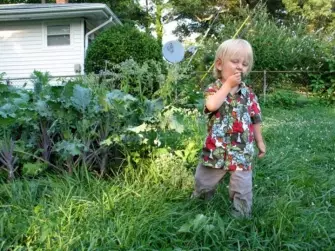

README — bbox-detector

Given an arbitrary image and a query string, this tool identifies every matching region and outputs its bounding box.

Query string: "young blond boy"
[193,39,266,217]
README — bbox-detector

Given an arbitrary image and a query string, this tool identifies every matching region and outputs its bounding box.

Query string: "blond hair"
[213,39,254,79]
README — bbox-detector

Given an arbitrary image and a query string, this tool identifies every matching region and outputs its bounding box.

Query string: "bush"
[262,90,305,109]
[85,24,163,74]
[101,59,166,99]
[189,4,331,91]
[195,4,327,72]
[309,56,335,104]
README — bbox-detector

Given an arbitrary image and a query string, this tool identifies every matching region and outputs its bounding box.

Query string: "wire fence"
[247,70,314,102]
[2,75,82,90]
[194,70,320,102]
[2,70,323,103]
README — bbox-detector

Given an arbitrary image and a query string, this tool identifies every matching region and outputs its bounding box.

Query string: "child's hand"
[226,72,242,89]
[256,141,266,158]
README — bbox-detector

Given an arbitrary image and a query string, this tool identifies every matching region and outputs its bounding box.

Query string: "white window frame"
[43,21,73,49]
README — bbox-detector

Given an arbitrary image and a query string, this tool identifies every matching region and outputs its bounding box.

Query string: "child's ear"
[215,58,223,71]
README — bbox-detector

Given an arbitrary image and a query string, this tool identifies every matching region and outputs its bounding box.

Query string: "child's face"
[216,53,249,81]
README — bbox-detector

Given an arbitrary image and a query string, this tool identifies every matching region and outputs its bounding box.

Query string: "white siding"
[0,19,84,81]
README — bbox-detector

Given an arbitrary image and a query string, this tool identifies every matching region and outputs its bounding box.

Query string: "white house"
[0,0,121,87]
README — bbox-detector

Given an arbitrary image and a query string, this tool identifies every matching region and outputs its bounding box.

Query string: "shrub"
[261,90,301,109]
[101,59,166,99]
[85,24,163,74]
[309,56,335,105]
[189,4,331,91]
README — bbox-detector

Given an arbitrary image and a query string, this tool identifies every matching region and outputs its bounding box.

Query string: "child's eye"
[243,63,249,67]
[231,59,239,63]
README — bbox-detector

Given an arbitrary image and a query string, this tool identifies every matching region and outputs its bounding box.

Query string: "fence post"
[263,70,267,104]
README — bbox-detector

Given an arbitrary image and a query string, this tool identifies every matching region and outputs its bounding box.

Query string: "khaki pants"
[193,164,253,216]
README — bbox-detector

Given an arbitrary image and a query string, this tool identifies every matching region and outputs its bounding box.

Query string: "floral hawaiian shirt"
[201,79,262,171]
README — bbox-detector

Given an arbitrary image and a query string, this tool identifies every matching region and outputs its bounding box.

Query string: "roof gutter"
[84,15,122,72]
[85,17,113,54]
[103,5,122,25]
[0,4,123,23]
[84,5,122,54]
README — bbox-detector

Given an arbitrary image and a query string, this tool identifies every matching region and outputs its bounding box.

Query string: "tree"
[85,24,162,73]
[282,0,335,32]
[167,0,286,39]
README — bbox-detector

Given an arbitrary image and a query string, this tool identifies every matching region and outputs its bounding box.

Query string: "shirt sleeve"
[203,82,219,114]
[248,88,262,124]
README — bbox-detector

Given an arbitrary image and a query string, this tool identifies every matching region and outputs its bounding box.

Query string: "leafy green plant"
[0,70,196,179]
[30,70,51,98]
[262,90,300,109]
[190,3,332,91]
[309,57,335,104]
[22,162,47,177]
[174,140,199,167]
[154,63,201,106]
[178,214,215,234]
[85,24,163,74]
[0,134,18,181]
[2,104,335,250]
[102,59,166,99]
[0,72,6,84]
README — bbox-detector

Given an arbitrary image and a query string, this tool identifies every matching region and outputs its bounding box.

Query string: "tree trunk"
[8,167,15,182]
[145,0,150,34]
[100,149,108,177]
[155,1,163,45]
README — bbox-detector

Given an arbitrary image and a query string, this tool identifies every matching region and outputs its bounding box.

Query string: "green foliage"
[22,162,47,177]
[0,72,189,178]
[169,0,282,38]
[0,72,5,83]
[198,4,328,72]
[190,4,333,97]
[0,134,17,181]
[154,63,203,107]
[261,90,301,109]
[282,0,334,32]
[309,56,335,104]
[1,105,335,250]
[174,141,199,167]
[102,59,166,99]
[30,70,51,98]
[85,24,163,74]
[70,85,92,112]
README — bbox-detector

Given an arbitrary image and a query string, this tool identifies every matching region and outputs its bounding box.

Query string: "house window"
[47,25,70,46]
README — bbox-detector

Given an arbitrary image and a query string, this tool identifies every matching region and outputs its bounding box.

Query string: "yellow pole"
[199,15,250,83]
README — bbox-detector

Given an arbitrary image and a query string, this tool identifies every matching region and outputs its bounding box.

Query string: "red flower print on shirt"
[232,121,244,133]
[229,164,237,171]
[251,102,260,114]
[205,136,216,150]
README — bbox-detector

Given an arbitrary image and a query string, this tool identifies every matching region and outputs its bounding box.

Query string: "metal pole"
[263,70,267,104]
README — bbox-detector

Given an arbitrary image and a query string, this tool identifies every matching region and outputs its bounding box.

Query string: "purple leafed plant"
[0,137,18,181]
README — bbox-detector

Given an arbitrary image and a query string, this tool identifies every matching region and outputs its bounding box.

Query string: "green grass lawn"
[1,105,335,250]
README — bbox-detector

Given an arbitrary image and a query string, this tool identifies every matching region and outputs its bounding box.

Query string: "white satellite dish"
[162,40,185,63]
